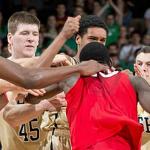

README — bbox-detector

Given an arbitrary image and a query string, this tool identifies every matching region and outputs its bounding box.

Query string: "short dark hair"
[76,15,108,37]
[79,42,112,67]
[134,46,150,58]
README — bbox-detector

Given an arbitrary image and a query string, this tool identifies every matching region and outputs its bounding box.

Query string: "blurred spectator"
[1,44,10,58]
[142,34,150,46]
[35,23,46,56]
[108,43,120,68]
[118,25,129,48]
[117,0,133,27]
[105,13,120,46]
[75,0,84,7]
[93,0,102,16]
[27,6,38,16]
[55,3,68,32]
[93,0,109,20]
[94,0,123,24]
[119,30,143,71]
[73,5,86,17]
[144,8,150,34]
[45,15,58,39]
[129,18,145,36]
[0,11,7,40]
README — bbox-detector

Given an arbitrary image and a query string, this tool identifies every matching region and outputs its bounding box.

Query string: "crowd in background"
[0,0,150,71]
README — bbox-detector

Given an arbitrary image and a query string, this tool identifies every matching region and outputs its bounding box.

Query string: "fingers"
[74,15,81,20]
[27,89,46,96]
[134,64,143,77]
[52,54,72,66]
[61,15,81,39]
[48,92,67,107]
[67,16,80,32]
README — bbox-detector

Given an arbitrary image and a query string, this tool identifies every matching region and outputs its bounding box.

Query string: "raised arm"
[35,15,81,67]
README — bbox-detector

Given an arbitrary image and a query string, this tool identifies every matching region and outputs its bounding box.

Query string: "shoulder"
[59,74,80,93]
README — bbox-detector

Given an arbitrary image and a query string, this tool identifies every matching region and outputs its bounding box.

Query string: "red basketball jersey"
[66,72,143,150]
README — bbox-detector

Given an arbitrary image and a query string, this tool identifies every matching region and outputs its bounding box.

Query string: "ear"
[75,35,81,45]
[7,33,13,53]
[7,33,13,45]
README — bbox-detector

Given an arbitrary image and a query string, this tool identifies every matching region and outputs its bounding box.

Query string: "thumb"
[75,15,81,20]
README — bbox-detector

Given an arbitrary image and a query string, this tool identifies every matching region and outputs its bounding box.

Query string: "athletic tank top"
[66,72,143,150]
[0,91,48,150]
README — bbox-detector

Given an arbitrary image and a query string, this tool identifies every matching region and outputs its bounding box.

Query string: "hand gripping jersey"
[66,72,143,150]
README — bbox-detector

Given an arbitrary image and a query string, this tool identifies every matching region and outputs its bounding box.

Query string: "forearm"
[35,15,80,68]
[0,56,81,89]
[26,85,63,104]
[3,103,44,127]
[97,3,109,17]
[36,32,67,67]
[24,64,82,89]
[0,79,21,94]
[0,94,8,111]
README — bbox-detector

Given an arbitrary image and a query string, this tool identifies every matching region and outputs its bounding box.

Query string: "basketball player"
[0,12,106,150]
[40,15,109,150]
[135,46,150,150]
[31,42,150,150]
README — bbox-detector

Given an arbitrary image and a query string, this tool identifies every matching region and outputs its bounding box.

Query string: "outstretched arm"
[2,99,64,127]
[2,61,108,126]
[26,62,109,104]
[0,57,106,89]
[130,75,150,113]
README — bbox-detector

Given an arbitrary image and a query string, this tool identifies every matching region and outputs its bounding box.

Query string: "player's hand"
[122,69,133,76]
[60,15,81,40]
[78,60,109,76]
[134,64,150,84]
[37,99,65,112]
[48,92,67,107]
[51,54,72,67]
[27,89,46,96]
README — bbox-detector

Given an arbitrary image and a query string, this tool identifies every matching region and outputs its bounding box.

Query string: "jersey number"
[19,118,40,141]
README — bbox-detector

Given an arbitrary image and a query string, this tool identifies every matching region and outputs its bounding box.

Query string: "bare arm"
[2,99,63,127]
[0,79,25,94]
[1,59,106,126]
[25,84,63,104]
[35,16,80,67]
[130,76,150,113]
[26,62,109,104]
[109,0,123,25]
[1,55,103,89]
[0,94,8,111]
[26,74,79,104]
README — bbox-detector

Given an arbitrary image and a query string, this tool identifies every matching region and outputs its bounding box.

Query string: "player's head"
[7,11,40,58]
[75,15,108,57]
[135,46,150,73]
[79,42,112,67]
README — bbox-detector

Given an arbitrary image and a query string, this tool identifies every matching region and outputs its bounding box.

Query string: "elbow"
[3,105,17,128]
[22,74,43,89]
